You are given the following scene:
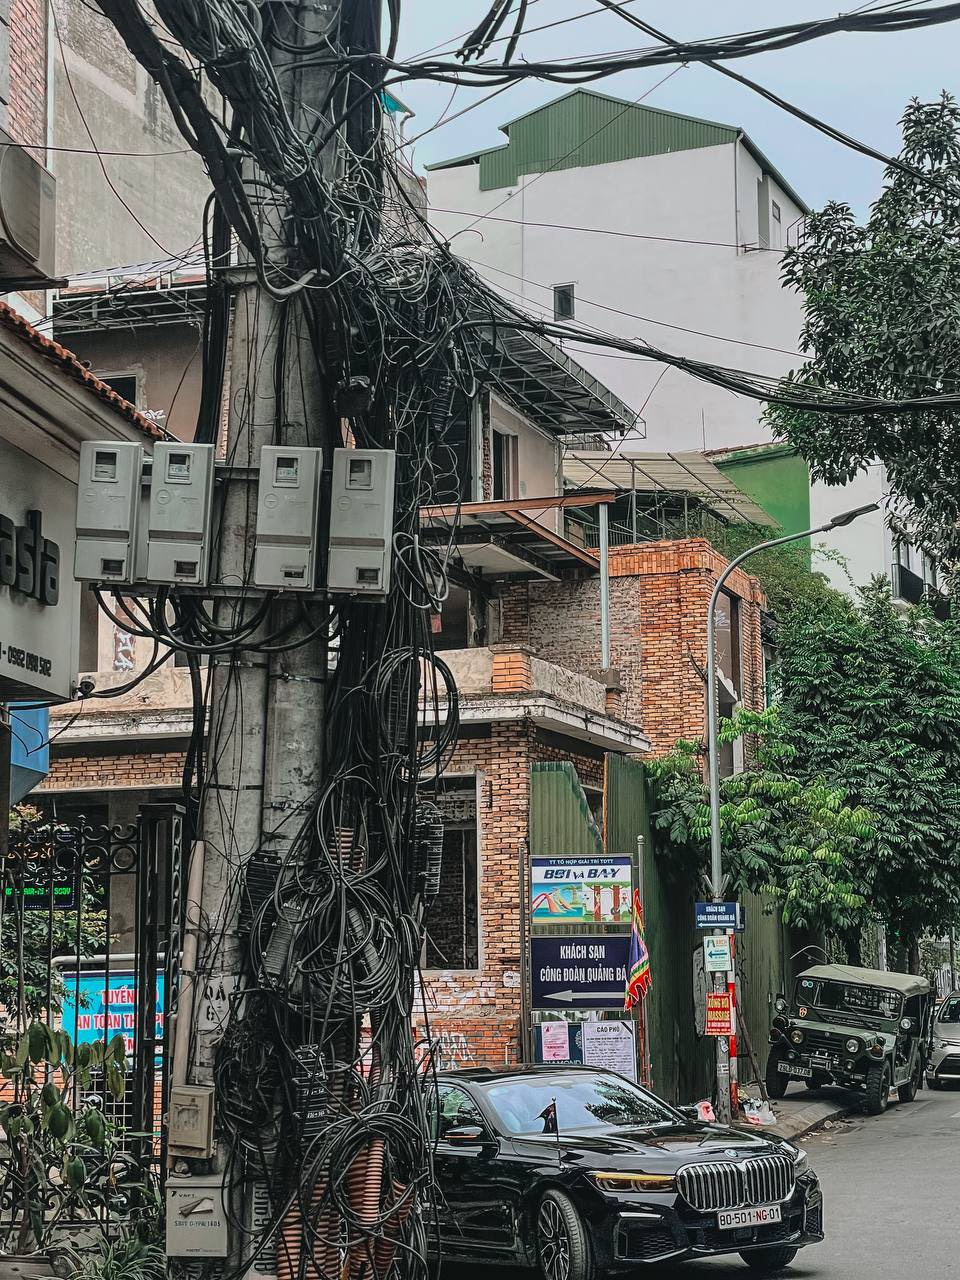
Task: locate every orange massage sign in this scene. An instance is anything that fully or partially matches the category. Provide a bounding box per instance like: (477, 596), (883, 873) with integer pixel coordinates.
(530, 857), (633, 925)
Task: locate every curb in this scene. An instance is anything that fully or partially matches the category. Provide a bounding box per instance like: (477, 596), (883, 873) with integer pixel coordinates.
(733, 1091), (858, 1141)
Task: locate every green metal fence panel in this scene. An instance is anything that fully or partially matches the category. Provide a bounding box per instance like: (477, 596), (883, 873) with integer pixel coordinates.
(736, 892), (787, 1081)
(605, 755), (712, 1103)
(529, 761), (604, 858)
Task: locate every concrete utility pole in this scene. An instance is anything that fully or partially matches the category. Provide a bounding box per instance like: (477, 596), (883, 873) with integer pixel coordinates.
(705, 502), (879, 1125)
(195, 2), (353, 1263)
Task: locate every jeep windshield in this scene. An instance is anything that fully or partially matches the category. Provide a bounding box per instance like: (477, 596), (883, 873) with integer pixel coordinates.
(795, 977), (903, 1028)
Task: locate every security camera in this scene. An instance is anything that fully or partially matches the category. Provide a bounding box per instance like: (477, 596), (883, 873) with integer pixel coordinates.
(76, 678), (96, 698)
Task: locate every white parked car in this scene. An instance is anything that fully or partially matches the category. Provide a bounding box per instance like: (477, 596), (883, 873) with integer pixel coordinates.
(927, 993), (960, 1088)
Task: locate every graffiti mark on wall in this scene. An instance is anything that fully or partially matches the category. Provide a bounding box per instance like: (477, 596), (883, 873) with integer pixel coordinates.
(113, 627), (135, 672)
(434, 1030), (476, 1068)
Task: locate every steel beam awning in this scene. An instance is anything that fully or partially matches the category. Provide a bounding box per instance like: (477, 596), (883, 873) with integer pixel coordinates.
(563, 450), (777, 526)
(420, 494), (612, 581)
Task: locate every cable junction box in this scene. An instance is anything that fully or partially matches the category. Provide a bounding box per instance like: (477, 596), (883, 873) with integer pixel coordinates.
(74, 441), (144, 583)
(327, 448), (396, 597)
(254, 446), (322, 590)
(146, 442), (215, 585)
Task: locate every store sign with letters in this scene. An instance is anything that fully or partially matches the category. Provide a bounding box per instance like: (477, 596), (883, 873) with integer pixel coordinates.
(530, 935), (630, 1009)
(533, 1018), (638, 1081)
(531, 856), (632, 923)
(703, 934), (732, 973)
(61, 970), (165, 1060)
(0, 438), (79, 701)
(705, 991), (733, 1037)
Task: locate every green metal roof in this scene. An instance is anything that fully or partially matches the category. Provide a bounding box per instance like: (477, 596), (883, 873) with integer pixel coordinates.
(426, 88), (809, 211)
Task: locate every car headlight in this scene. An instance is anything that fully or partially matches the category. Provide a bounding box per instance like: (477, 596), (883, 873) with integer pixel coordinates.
(780, 1143), (809, 1176)
(588, 1170), (676, 1194)
(845, 1037), (861, 1054)
(789, 1029), (804, 1046)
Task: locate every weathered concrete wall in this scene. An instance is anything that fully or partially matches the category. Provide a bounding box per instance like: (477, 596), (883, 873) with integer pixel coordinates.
(53, 0), (210, 273)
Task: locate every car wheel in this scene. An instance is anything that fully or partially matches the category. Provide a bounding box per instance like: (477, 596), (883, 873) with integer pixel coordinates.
(864, 1061), (891, 1115)
(740, 1245), (798, 1272)
(764, 1054), (789, 1099)
(927, 1075), (941, 1090)
(536, 1190), (592, 1280)
(897, 1063), (920, 1103)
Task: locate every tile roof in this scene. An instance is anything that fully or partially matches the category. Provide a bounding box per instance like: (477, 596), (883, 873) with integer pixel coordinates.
(0, 300), (166, 440)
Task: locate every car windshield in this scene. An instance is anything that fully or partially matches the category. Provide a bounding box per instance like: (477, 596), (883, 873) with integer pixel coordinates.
(481, 1072), (678, 1135)
(796, 977), (902, 1022)
(937, 996), (960, 1024)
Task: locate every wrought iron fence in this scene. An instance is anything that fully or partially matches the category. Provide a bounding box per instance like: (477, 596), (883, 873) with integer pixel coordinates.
(0, 803), (184, 1247)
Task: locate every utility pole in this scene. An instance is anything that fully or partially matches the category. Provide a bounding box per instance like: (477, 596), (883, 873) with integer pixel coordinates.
(194, 3), (350, 1268)
(705, 502), (879, 1125)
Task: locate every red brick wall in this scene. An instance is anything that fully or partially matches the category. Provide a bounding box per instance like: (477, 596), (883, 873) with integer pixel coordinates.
(8, 0), (46, 159)
(501, 537), (765, 755)
(38, 747), (187, 793)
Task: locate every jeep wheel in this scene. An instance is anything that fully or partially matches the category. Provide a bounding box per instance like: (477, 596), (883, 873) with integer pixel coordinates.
(740, 1245), (798, 1272)
(865, 1061), (891, 1115)
(897, 1063), (920, 1104)
(764, 1053), (789, 1099)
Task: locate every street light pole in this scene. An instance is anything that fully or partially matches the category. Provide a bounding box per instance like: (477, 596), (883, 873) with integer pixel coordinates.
(705, 502), (880, 1124)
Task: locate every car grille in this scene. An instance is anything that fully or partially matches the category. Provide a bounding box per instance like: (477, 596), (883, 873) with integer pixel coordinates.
(796, 1028), (845, 1056)
(677, 1156), (796, 1212)
(936, 1054), (960, 1076)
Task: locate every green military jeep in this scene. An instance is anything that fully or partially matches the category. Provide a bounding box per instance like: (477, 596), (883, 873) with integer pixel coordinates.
(765, 964), (931, 1115)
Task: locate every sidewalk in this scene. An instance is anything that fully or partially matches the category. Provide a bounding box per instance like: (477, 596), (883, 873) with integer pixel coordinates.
(736, 1085), (858, 1141)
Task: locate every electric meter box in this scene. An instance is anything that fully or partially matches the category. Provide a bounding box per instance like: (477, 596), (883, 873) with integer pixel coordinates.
(254, 445), (322, 589)
(74, 441), (144, 582)
(166, 1173), (229, 1258)
(146, 442), (216, 585)
(327, 448), (396, 597)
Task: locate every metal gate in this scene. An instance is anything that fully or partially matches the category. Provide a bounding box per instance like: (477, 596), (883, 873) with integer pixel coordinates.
(0, 802), (184, 1243)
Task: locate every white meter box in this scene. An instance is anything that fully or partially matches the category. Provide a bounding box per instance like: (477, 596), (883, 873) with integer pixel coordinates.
(254, 446), (322, 589)
(166, 1174), (229, 1258)
(327, 448), (396, 596)
(74, 441), (144, 582)
(146, 442), (215, 585)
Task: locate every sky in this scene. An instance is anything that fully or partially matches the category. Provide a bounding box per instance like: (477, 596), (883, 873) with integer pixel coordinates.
(394, 1), (960, 218)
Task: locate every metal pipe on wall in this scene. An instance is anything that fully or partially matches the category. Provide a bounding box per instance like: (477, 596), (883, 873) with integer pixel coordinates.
(599, 501), (610, 670)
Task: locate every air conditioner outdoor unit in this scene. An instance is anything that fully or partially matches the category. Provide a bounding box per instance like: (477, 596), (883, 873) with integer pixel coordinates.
(0, 129), (56, 286)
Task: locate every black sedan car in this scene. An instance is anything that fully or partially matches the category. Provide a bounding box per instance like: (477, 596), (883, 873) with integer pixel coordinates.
(429, 1066), (822, 1277)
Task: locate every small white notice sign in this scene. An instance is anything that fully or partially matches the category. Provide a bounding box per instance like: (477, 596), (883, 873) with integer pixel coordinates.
(582, 1019), (637, 1081)
(703, 934), (732, 974)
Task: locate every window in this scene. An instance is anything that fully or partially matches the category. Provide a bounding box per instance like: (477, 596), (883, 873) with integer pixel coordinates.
(424, 826), (479, 969)
(714, 592), (742, 694)
(98, 372), (139, 406)
(772, 201), (782, 225)
(492, 428), (518, 501)
(553, 283), (575, 321)
(428, 1085), (485, 1139)
(482, 1072), (676, 1136)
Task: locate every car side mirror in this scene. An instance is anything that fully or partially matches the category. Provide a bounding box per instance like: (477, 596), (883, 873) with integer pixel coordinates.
(443, 1125), (488, 1145)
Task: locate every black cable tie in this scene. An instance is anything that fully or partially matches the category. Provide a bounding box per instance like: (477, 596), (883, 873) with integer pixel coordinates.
(205, 782), (265, 792)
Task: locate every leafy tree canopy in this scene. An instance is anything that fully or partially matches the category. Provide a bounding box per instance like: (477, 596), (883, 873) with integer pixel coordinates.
(767, 95), (960, 560)
(647, 707), (872, 933)
(776, 581), (960, 951)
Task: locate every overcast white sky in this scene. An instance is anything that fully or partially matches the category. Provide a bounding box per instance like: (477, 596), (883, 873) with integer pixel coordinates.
(395, 1), (960, 217)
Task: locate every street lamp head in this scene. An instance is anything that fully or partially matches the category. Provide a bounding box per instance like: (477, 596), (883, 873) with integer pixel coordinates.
(826, 501), (880, 530)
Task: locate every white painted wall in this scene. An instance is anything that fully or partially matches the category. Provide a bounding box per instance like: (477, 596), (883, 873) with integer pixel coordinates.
(428, 140), (805, 452)
(810, 467), (888, 595)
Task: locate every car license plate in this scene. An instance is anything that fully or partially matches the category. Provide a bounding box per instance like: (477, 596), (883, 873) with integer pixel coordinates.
(778, 1062), (812, 1079)
(718, 1205), (783, 1230)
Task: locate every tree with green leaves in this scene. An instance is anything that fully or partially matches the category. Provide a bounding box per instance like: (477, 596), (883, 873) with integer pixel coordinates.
(776, 581), (960, 968)
(767, 94), (960, 560)
(647, 707), (872, 934)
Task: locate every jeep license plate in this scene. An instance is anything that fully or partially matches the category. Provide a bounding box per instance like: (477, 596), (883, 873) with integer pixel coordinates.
(718, 1205), (783, 1230)
(778, 1062), (812, 1079)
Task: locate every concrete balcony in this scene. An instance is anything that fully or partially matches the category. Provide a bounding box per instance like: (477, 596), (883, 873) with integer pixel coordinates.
(46, 664), (205, 744)
(434, 646), (649, 753)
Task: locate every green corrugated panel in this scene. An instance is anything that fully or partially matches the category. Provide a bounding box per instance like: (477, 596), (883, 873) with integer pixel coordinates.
(478, 89), (737, 191)
(529, 761), (603, 858)
(606, 756), (712, 1103)
(736, 892), (787, 1080)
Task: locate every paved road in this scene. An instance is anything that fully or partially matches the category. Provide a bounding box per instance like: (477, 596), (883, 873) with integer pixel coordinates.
(656, 1083), (960, 1277)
